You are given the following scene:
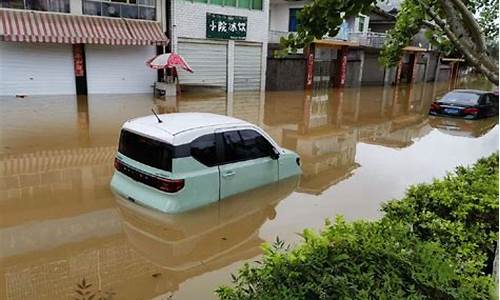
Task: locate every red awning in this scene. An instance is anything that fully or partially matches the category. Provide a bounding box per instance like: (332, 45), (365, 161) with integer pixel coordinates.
(0, 9), (168, 46)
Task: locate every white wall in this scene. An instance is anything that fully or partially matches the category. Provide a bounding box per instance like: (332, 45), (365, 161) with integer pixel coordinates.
(0, 42), (76, 96)
(269, 0), (308, 32)
(85, 45), (157, 94)
(174, 0), (270, 43)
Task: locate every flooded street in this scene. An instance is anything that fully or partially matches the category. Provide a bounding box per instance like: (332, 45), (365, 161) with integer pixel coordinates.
(0, 77), (498, 300)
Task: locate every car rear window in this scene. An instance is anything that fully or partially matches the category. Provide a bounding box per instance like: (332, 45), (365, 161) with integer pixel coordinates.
(118, 130), (173, 172)
(441, 92), (481, 105)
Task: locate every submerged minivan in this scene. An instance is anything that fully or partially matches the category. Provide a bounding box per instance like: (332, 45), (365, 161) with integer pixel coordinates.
(110, 113), (301, 213)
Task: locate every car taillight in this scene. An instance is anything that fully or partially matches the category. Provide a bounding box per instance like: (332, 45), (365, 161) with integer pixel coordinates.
(156, 177), (185, 193)
(115, 157), (184, 193)
(114, 157), (121, 169)
(464, 107), (479, 115)
(430, 102), (441, 110)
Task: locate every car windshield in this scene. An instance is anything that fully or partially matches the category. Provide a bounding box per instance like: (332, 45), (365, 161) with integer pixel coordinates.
(118, 130), (173, 172)
(440, 92), (480, 105)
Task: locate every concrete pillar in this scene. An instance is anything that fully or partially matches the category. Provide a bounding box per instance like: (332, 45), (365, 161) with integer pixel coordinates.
(395, 58), (403, 85)
(353, 91), (360, 122)
(409, 53), (418, 83)
(423, 53), (431, 82)
(357, 50), (365, 87)
(257, 90), (265, 126)
(227, 40), (235, 93)
(434, 54), (442, 82)
(383, 67), (391, 86)
(226, 92), (234, 116)
(171, 0), (178, 53)
(70, 0), (82, 15)
(260, 42), (268, 91)
(381, 86), (389, 116)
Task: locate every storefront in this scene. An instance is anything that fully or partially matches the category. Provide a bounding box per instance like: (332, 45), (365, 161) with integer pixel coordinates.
(0, 8), (168, 96)
(172, 2), (269, 91)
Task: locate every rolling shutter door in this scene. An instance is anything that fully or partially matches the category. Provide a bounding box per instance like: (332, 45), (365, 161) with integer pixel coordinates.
(177, 40), (227, 88)
(177, 41), (227, 89)
(85, 45), (156, 94)
(234, 44), (262, 91)
(0, 42), (75, 96)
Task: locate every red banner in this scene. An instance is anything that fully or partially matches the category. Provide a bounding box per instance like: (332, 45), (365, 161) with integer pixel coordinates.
(73, 44), (85, 77)
(305, 46), (315, 89)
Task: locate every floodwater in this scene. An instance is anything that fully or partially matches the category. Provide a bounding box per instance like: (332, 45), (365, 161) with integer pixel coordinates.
(0, 76), (498, 300)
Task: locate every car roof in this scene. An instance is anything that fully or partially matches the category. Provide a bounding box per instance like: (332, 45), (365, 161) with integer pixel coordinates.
(449, 89), (489, 95)
(122, 112), (253, 145)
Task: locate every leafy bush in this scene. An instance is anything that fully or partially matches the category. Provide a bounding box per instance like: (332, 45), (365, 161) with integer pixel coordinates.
(216, 153), (498, 300)
(382, 152), (499, 275)
(217, 218), (493, 300)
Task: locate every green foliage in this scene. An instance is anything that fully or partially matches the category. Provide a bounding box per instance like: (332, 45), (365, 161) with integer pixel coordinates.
(382, 152), (499, 275)
(379, 0), (426, 67)
(379, 0), (499, 67)
(280, 0), (375, 51)
(216, 153), (498, 299)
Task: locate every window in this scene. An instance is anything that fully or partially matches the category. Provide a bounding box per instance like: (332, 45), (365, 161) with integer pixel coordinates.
(357, 16), (366, 32)
(289, 8), (301, 32)
(238, 0), (251, 8)
(83, 0), (156, 20)
(190, 134), (217, 167)
(1, 0), (70, 12)
(118, 130), (173, 171)
(221, 130), (274, 164)
(187, 0), (260, 10)
(252, 0), (262, 9)
(441, 92), (480, 106)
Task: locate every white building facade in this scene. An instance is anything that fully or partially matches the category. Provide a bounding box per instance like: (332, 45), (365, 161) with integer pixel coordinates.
(0, 0), (168, 96)
(268, 0), (369, 44)
(171, 0), (269, 92)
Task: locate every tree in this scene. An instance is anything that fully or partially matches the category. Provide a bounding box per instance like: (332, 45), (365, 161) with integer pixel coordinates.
(281, 0), (499, 84)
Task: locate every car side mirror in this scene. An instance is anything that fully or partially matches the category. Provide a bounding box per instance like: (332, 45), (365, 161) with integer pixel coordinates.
(270, 148), (280, 160)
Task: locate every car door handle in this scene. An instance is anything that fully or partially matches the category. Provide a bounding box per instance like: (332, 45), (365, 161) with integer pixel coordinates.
(222, 170), (236, 177)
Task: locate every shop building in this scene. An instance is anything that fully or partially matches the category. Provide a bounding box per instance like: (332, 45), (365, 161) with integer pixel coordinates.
(171, 0), (269, 92)
(0, 0), (168, 96)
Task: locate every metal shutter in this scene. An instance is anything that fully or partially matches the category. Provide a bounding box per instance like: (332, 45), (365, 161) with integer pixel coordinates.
(0, 42), (75, 96)
(177, 40), (227, 88)
(234, 44), (262, 91)
(85, 45), (156, 94)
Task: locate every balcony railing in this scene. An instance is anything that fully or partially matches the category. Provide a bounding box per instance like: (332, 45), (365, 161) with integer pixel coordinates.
(269, 30), (387, 48)
(348, 32), (387, 48)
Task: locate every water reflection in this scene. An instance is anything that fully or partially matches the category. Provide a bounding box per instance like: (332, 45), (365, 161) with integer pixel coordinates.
(0, 77), (497, 300)
(115, 177), (297, 296)
(428, 116), (498, 138)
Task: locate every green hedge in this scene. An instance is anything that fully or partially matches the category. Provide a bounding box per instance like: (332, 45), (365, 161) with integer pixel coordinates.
(382, 153), (499, 276)
(216, 153), (499, 300)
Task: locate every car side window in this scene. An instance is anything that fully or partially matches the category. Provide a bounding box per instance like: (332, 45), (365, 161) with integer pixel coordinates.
(484, 95), (494, 105)
(221, 130), (274, 164)
(190, 134), (217, 167)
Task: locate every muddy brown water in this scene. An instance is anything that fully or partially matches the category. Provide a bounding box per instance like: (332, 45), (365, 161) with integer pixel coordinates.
(0, 77), (498, 299)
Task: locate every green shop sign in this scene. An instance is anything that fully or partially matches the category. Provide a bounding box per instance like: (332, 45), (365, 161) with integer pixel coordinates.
(206, 13), (247, 40)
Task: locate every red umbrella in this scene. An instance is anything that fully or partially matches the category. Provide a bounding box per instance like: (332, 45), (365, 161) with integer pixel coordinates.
(146, 53), (193, 73)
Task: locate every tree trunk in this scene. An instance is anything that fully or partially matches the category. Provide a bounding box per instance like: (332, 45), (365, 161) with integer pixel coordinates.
(420, 1), (499, 84)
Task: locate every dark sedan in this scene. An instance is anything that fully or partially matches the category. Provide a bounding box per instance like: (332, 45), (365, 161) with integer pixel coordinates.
(429, 89), (498, 119)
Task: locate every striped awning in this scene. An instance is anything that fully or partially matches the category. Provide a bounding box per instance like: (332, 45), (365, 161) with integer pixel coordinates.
(0, 9), (168, 46)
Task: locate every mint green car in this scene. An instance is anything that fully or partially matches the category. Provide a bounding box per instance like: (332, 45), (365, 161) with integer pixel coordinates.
(110, 113), (301, 213)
